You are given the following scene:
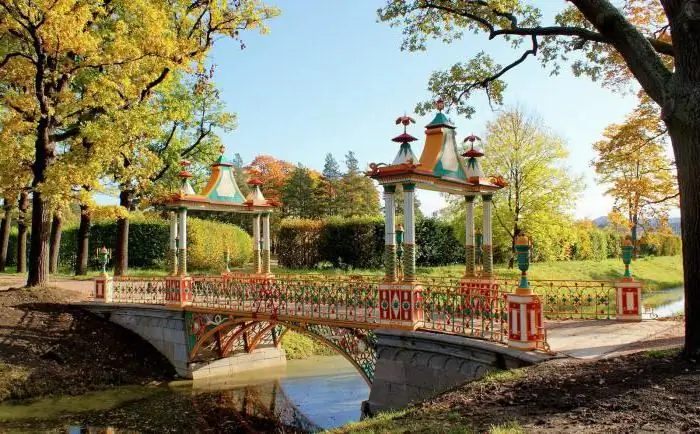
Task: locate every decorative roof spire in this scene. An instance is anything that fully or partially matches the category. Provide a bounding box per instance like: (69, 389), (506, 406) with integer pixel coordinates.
(426, 98), (454, 129)
(462, 135), (485, 179)
(392, 114), (419, 165)
(245, 167), (267, 206)
(178, 160), (196, 196)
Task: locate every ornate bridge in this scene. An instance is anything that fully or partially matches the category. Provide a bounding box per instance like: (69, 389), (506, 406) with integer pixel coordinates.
(94, 272), (626, 385)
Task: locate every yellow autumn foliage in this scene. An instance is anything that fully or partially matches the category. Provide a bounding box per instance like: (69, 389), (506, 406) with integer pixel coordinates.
(187, 218), (252, 271)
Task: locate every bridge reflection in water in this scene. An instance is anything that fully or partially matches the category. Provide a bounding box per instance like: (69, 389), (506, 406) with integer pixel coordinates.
(54, 356), (367, 434)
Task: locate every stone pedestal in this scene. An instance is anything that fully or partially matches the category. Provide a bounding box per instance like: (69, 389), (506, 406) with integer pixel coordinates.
(94, 275), (113, 302)
(507, 290), (544, 351)
(166, 276), (193, 307)
(615, 279), (643, 321)
(379, 282), (423, 328)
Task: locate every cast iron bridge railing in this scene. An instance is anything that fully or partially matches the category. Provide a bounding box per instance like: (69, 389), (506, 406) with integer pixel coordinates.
(100, 273), (625, 384)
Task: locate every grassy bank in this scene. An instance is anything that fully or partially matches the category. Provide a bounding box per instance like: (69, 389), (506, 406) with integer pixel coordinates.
(332, 348), (690, 434)
(281, 330), (336, 359)
(272, 255), (683, 291)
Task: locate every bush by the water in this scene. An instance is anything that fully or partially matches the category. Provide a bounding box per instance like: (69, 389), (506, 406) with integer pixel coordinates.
(278, 216), (464, 269)
(7, 214), (252, 272)
(280, 330), (336, 359)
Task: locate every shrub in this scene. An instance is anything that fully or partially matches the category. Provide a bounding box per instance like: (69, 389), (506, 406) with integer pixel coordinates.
(320, 216), (384, 269)
(278, 216), (465, 270)
(187, 218), (252, 271)
(52, 215), (251, 272)
(277, 219), (324, 269)
(415, 217), (464, 266)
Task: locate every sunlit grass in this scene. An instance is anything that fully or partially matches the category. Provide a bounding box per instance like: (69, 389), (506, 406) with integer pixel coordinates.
(4, 255), (682, 292)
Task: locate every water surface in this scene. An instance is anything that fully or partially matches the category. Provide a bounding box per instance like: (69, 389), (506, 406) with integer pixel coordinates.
(0, 355), (368, 433)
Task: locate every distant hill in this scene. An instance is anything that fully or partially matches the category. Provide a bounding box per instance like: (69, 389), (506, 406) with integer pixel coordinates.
(591, 216), (681, 235)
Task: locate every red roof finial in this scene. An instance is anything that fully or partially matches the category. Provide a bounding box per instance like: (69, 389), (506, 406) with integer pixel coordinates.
(392, 114), (418, 144)
(462, 135), (484, 158)
(179, 160), (193, 178)
(436, 98), (445, 112)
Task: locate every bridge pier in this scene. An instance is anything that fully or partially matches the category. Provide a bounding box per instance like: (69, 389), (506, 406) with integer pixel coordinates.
(363, 329), (543, 416)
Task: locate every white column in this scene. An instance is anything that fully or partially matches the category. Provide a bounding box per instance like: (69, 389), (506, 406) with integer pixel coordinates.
(169, 211), (178, 275)
(262, 214), (271, 251)
(262, 213), (271, 275)
(403, 183), (416, 281)
(177, 208), (187, 275)
(465, 196), (475, 245)
(465, 195), (476, 277)
(252, 214), (261, 273)
(482, 197), (492, 245)
(482, 195), (493, 277)
(404, 188), (415, 244)
(384, 189), (396, 245)
(383, 185), (397, 281)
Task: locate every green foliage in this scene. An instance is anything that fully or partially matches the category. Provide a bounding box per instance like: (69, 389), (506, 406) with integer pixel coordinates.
(415, 218), (464, 266)
(280, 330), (336, 359)
(639, 231), (682, 257)
(321, 216), (385, 269)
(187, 218), (252, 271)
(48, 215), (250, 272)
(282, 166), (319, 219)
(278, 216), (464, 269)
(277, 219), (324, 269)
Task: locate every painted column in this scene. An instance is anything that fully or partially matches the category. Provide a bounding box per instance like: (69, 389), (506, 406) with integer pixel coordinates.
(262, 213), (271, 275)
(464, 195), (476, 277)
(177, 208), (188, 276)
(383, 185), (397, 281)
(403, 183), (416, 282)
(169, 211), (178, 275)
(482, 194), (494, 277)
(252, 214), (261, 274)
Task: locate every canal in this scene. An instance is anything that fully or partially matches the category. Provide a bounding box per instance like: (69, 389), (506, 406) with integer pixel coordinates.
(0, 355), (368, 433)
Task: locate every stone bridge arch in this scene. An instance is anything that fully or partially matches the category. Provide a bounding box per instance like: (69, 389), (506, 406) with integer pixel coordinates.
(185, 312), (377, 384)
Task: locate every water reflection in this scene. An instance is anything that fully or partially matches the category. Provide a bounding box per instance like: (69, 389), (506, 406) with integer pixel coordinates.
(643, 286), (684, 318)
(0, 356), (368, 433)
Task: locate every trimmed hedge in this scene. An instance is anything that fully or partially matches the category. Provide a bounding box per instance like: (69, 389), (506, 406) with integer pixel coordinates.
(320, 216), (384, 269)
(278, 216), (464, 269)
(14, 215), (252, 272)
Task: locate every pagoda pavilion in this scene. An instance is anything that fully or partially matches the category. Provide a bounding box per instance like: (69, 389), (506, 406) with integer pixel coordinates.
(160, 149), (278, 304)
(366, 100), (506, 291)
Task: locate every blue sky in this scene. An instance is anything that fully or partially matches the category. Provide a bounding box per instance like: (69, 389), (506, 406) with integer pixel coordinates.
(203, 1), (668, 219)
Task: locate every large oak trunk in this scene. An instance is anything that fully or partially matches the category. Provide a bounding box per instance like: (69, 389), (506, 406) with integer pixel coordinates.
(49, 214), (63, 274)
(17, 191), (29, 274)
(664, 12), (700, 357)
(114, 189), (134, 276)
(27, 118), (55, 287)
(0, 198), (12, 272)
(75, 204), (91, 275)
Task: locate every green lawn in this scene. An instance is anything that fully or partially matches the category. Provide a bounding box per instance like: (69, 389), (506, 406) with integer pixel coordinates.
(2, 255), (683, 292)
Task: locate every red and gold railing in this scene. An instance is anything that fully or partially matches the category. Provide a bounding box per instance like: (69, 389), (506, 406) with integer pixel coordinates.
(103, 273), (624, 349)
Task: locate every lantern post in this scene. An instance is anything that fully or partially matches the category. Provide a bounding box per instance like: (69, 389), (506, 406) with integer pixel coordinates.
(615, 239), (643, 321)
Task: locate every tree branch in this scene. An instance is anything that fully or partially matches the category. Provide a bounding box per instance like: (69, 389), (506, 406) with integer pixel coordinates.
(570, 0), (673, 104)
(455, 35), (538, 103)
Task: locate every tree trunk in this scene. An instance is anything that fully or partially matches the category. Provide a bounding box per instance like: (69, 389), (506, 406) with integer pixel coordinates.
(0, 198), (13, 272)
(17, 191), (29, 274)
(663, 10), (700, 357)
(114, 189), (134, 276)
(49, 214), (63, 274)
(75, 204), (91, 275)
(27, 117), (55, 287)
